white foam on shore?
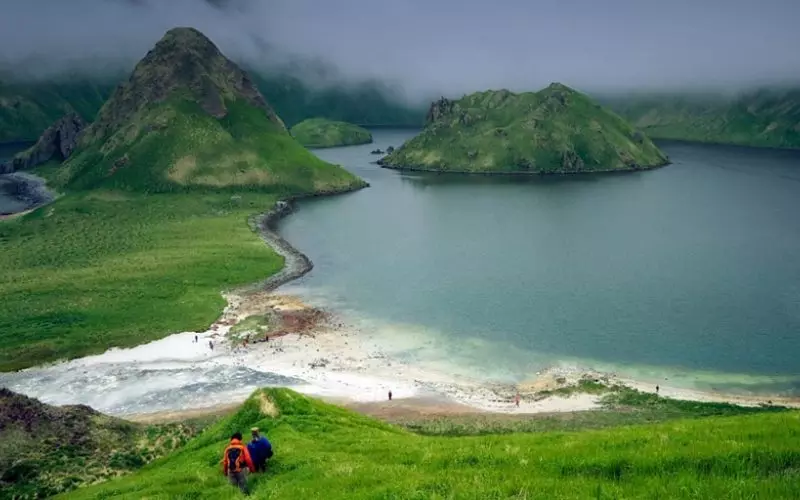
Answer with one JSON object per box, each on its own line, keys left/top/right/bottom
{"left": 2, "top": 288, "right": 798, "bottom": 416}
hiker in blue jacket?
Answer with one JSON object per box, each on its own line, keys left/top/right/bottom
{"left": 247, "top": 427, "right": 273, "bottom": 473}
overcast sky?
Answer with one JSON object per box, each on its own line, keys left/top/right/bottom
{"left": 2, "top": 0, "right": 799, "bottom": 98}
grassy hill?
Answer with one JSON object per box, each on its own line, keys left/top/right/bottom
{"left": 0, "top": 388, "right": 206, "bottom": 499}
{"left": 0, "top": 27, "right": 366, "bottom": 371}
{"left": 381, "top": 84, "right": 668, "bottom": 173}
{"left": 58, "top": 388, "right": 800, "bottom": 499}
{"left": 291, "top": 118, "right": 373, "bottom": 148}
{"left": 606, "top": 88, "right": 800, "bottom": 149}
{"left": 0, "top": 79, "right": 113, "bottom": 144}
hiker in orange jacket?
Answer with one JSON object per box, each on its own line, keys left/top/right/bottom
{"left": 222, "top": 432, "right": 256, "bottom": 495}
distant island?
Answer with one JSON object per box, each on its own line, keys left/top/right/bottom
{"left": 380, "top": 84, "right": 669, "bottom": 174}
{"left": 291, "top": 118, "right": 373, "bottom": 148}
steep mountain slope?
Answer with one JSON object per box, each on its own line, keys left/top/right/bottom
{"left": 291, "top": 118, "right": 373, "bottom": 148}
{"left": 607, "top": 88, "right": 800, "bottom": 149}
{"left": 61, "top": 388, "right": 800, "bottom": 499}
{"left": 0, "top": 388, "right": 202, "bottom": 499}
{"left": 0, "top": 79, "right": 112, "bottom": 144}
{"left": 380, "top": 84, "right": 668, "bottom": 173}
{"left": 56, "top": 27, "right": 364, "bottom": 194}
{"left": 251, "top": 72, "right": 424, "bottom": 128}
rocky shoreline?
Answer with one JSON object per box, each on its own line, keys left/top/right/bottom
{"left": 0, "top": 172, "right": 56, "bottom": 216}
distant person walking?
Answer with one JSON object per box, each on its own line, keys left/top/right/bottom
{"left": 209, "top": 340, "right": 214, "bottom": 351}
{"left": 222, "top": 432, "right": 255, "bottom": 495}
{"left": 388, "top": 390, "right": 393, "bottom": 401}
{"left": 247, "top": 427, "right": 273, "bottom": 473}
{"left": 194, "top": 335, "right": 198, "bottom": 343}
{"left": 656, "top": 385, "right": 660, "bottom": 395}
{"left": 515, "top": 392, "right": 521, "bottom": 408}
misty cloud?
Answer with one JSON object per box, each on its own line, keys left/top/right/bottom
{"left": 2, "top": 0, "right": 799, "bottom": 98}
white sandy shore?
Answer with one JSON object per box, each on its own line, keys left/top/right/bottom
{"left": 122, "top": 290, "right": 798, "bottom": 421}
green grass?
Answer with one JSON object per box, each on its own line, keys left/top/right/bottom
{"left": 382, "top": 84, "right": 668, "bottom": 173}
{"left": 0, "top": 89, "right": 366, "bottom": 371}
{"left": 59, "top": 388, "right": 800, "bottom": 499}
{"left": 0, "top": 191, "right": 285, "bottom": 371}
{"left": 605, "top": 88, "right": 800, "bottom": 149}
{"left": 397, "top": 386, "right": 789, "bottom": 437}
{"left": 291, "top": 118, "right": 373, "bottom": 148}
{"left": 61, "top": 97, "right": 365, "bottom": 194}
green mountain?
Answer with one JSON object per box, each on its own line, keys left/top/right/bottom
{"left": 0, "top": 79, "right": 113, "bottom": 144}
{"left": 380, "top": 84, "right": 669, "bottom": 173}
{"left": 59, "top": 388, "right": 800, "bottom": 499}
{"left": 606, "top": 88, "right": 800, "bottom": 149}
{"left": 251, "top": 72, "right": 424, "bottom": 128}
{"left": 0, "top": 388, "right": 203, "bottom": 499}
{"left": 291, "top": 117, "right": 373, "bottom": 148}
{"left": 0, "top": 69, "right": 422, "bottom": 147}
{"left": 56, "top": 27, "right": 364, "bottom": 194}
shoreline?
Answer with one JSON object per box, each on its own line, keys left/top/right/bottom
{"left": 0, "top": 172, "right": 56, "bottom": 217}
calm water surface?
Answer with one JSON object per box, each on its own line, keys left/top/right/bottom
{"left": 0, "top": 142, "right": 33, "bottom": 214}
{"left": 279, "top": 130, "right": 800, "bottom": 394}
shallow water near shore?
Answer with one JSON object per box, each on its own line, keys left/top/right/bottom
{"left": 0, "top": 142, "right": 32, "bottom": 214}
{"left": 2, "top": 130, "right": 799, "bottom": 415}
{"left": 277, "top": 130, "right": 800, "bottom": 396}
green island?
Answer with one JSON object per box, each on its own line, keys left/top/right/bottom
{"left": 380, "top": 84, "right": 669, "bottom": 174}
{"left": 0, "top": 387, "right": 793, "bottom": 499}
{"left": 0, "top": 27, "right": 364, "bottom": 371}
{"left": 290, "top": 117, "right": 373, "bottom": 148}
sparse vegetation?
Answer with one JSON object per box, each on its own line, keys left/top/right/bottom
{"left": 0, "top": 389, "right": 209, "bottom": 499}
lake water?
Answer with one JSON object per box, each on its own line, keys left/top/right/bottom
{"left": 2, "top": 130, "right": 799, "bottom": 415}
{"left": 278, "top": 130, "right": 800, "bottom": 395}
{"left": 0, "top": 142, "right": 33, "bottom": 214}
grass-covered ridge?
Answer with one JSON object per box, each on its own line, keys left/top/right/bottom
{"left": 61, "top": 388, "right": 800, "bottom": 499}
{"left": 291, "top": 117, "right": 373, "bottom": 148}
{"left": 606, "top": 88, "right": 800, "bottom": 149}
{"left": 381, "top": 83, "right": 669, "bottom": 173}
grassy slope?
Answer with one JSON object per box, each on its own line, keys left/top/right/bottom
{"left": 61, "top": 97, "right": 364, "bottom": 194}
{"left": 291, "top": 118, "right": 373, "bottom": 148}
{"left": 383, "top": 86, "right": 668, "bottom": 173}
{"left": 0, "top": 80, "right": 112, "bottom": 143}
{"left": 1, "top": 389, "right": 209, "bottom": 499}
{"left": 0, "top": 97, "right": 365, "bottom": 370}
{"left": 62, "top": 388, "right": 800, "bottom": 500}
{"left": 607, "top": 89, "right": 800, "bottom": 149}
{"left": 0, "top": 191, "right": 285, "bottom": 371}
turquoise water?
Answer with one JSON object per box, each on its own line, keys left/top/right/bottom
{"left": 278, "top": 130, "right": 800, "bottom": 395}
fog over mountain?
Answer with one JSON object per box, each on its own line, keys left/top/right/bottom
{"left": 2, "top": 0, "right": 800, "bottom": 99}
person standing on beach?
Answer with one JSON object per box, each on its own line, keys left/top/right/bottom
{"left": 388, "top": 390, "right": 393, "bottom": 401}
{"left": 209, "top": 340, "right": 214, "bottom": 351}
{"left": 514, "top": 392, "right": 521, "bottom": 408}
{"left": 194, "top": 335, "right": 198, "bottom": 343}
{"left": 222, "top": 432, "right": 255, "bottom": 495}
